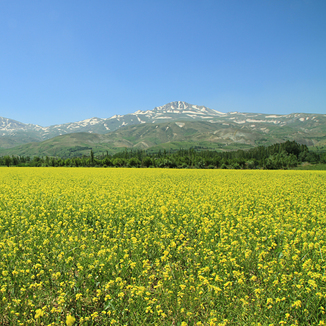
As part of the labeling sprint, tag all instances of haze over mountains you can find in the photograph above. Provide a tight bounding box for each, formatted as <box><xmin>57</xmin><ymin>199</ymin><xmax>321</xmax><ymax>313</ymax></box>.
<box><xmin>1</xmin><ymin>101</ymin><xmax>326</xmax><ymax>157</ymax></box>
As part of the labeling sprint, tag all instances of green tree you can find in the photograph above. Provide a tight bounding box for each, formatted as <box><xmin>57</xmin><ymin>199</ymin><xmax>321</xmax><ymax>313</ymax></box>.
<box><xmin>142</xmin><ymin>157</ymin><xmax>152</xmax><ymax>168</ymax></box>
<box><xmin>113</xmin><ymin>158</ymin><xmax>125</xmax><ymax>167</ymax></box>
<box><xmin>90</xmin><ymin>150</ymin><xmax>95</xmax><ymax>165</ymax></box>
<box><xmin>4</xmin><ymin>156</ymin><xmax>11</xmax><ymax>167</ymax></box>
<box><xmin>128</xmin><ymin>157</ymin><xmax>141</xmax><ymax>167</ymax></box>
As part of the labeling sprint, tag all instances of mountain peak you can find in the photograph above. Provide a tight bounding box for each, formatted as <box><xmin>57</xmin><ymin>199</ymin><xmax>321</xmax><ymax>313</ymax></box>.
<box><xmin>155</xmin><ymin>101</ymin><xmax>193</xmax><ymax>111</ymax></box>
<box><xmin>153</xmin><ymin>101</ymin><xmax>225</xmax><ymax>116</ymax></box>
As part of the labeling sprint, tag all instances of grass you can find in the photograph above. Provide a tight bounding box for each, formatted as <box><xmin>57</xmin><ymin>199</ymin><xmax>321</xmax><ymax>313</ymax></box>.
<box><xmin>294</xmin><ymin>163</ymin><xmax>326</xmax><ymax>170</ymax></box>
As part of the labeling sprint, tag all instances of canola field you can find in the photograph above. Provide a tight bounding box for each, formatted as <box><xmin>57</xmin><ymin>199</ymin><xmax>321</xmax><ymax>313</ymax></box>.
<box><xmin>0</xmin><ymin>167</ymin><xmax>325</xmax><ymax>326</ymax></box>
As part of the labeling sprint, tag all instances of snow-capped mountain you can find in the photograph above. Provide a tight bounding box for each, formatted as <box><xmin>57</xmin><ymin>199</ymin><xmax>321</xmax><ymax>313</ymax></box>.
<box><xmin>0</xmin><ymin>102</ymin><xmax>225</xmax><ymax>146</ymax></box>
<box><xmin>0</xmin><ymin>117</ymin><xmax>42</xmax><ymax>132</ymax></box>
<box><xmin>1</xmin><ymin>101</ymin><xmax>326</xmax><ymax>149</ymax></box>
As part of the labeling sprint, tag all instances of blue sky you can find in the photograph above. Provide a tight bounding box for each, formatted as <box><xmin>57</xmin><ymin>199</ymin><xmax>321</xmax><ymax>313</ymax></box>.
<box><xmin>1</xmin><ymin>0</ymin><xmax>325</xmax><ymax>126</ymax></box>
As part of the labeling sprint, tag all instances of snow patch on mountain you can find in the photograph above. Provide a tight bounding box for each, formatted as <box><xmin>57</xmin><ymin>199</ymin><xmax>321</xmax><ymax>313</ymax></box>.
<box><xmin>175</xmin><ymin>122</ymin><xmax>185</xmax><ymax>128</ymax></box>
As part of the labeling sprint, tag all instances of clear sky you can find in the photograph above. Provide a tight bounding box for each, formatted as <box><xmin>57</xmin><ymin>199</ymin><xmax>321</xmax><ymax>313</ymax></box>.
<box><xmin>1</xmin><ymin>0</ymin><xmax>325</xmax><ymax>126</ymax></box>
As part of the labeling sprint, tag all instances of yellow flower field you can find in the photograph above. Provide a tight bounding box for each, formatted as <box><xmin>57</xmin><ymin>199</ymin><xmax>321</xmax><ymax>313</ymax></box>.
<box><xmin>0</xmin><ymin>167</ymin><xmax>325</xmax><ymax>325</ymax></box>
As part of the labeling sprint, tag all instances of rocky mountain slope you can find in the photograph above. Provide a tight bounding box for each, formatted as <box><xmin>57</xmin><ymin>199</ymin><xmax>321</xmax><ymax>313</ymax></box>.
<box><xmin>0</xmin><ymin>102</ymin><xmax>225</xmax><ymax>147</ymax></box>
<box><xmin>1</xmin><ymin>101</ymin><xmax>326</xmax><ymax>156</ymax></box>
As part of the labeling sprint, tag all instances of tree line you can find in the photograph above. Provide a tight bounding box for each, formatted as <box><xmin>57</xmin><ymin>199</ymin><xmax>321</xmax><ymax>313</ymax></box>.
<box><xmin>1</xmin><ymin>141</ymin><xmax>325</xmax><ymax>169</ymax></box>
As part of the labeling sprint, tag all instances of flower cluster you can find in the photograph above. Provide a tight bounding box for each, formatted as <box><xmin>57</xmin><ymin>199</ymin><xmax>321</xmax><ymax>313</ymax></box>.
<box><xmin>0</xmin><ymin>167</ymin><xmax>325</xmax><ymax>325</ymax></box>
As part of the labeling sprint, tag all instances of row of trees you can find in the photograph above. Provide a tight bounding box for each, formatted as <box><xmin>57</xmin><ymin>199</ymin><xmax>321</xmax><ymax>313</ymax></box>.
<box><xmin>1</xmin><ymin>141</ymin><xmax>325</xmax><ymax>169</ymax></box>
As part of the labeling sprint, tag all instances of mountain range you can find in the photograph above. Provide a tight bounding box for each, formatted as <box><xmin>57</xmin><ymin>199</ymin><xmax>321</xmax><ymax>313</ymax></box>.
<box><xmin>1</xmin><ymin>101</ymin><xmax>325</xmax><ymax>157</ymax></box>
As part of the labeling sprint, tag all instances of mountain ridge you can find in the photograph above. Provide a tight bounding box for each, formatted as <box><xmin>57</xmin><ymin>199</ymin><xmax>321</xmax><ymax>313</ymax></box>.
<box><xmin>1</xmin><ymin>101</ymin><xmax>326</xmax><ymax>156</ymax></box>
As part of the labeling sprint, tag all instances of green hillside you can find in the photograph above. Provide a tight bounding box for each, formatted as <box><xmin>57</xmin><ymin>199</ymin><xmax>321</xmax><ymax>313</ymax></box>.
<box><xmin>1</xmin><ymin>119</ymin><xmax>326</xmax><ymax>158</ymax></box>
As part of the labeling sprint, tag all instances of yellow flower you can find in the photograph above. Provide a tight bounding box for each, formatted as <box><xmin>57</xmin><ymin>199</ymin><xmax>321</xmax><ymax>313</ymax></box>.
<box><xmin>34</xmin><ymin>309</ymin><xmax>44</xmax><ymax>319</ymax></box>
<box><xmin>66</xmin><ymin>314</ymin><xmax>76</xmax><ymax>326</ymax></box>
<box><xmin>291</xmin><ymin>300</ymin><xmax>302</xmax><ymax>309</ymax></box>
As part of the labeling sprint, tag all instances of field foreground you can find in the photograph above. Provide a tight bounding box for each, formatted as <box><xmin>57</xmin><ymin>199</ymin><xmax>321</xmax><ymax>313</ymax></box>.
<box><xmin>0</xmin><ymin>168</ymin><xmax>325</xmax><ymax>325</ymax></box>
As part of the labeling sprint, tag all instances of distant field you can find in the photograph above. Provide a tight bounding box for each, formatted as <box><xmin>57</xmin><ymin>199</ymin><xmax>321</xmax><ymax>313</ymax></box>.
<box><xmin>295</xmin><ymin>163</ymin><xmax>326</xmax><ymax>170</ymax></box>
<box><xmin>0</xmin><ymin>168</ymin><xmax>325</xmax><ymax>325</ymax></box>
